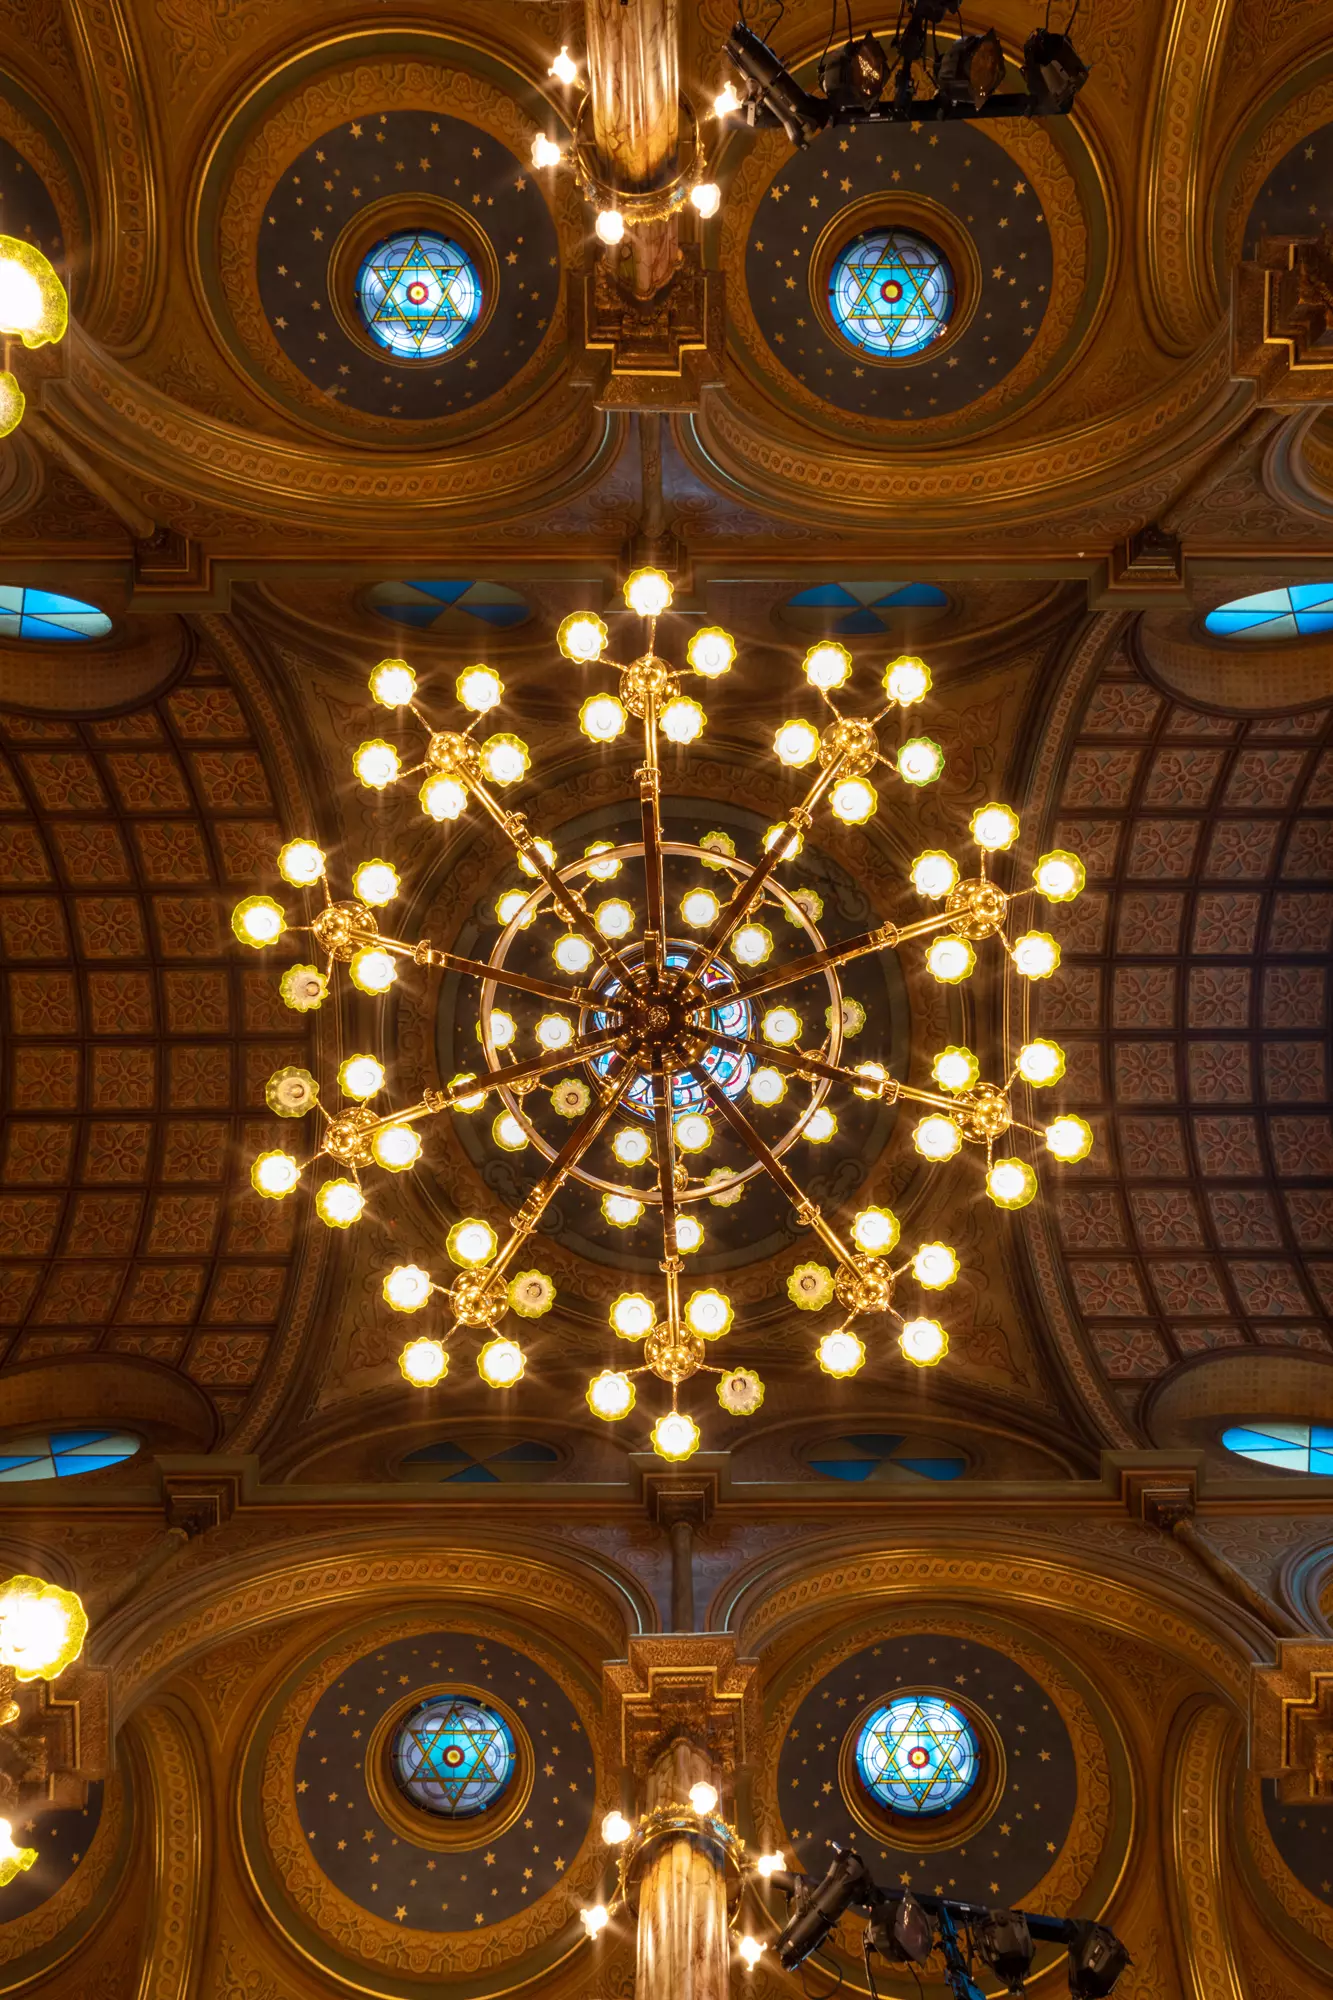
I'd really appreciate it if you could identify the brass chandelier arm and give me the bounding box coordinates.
[703,1029,981,1119]
[446,1029,627,1110]
[650,1053,684,1331]
[705,1083,861,1277]
[681,752,851,997]
[464,766,645,994]
[638,689,667,984]
[485,1064,635,1285]
[695,906,970,1013]
[409,940,611,1011]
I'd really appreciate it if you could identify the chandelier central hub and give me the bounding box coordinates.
[591,940,752,1121]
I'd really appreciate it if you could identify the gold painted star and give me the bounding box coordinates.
[350,123,362,137]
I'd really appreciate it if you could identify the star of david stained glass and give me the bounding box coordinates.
[855,1693,979,1815]
[828,227,954,359]
[355,231,482,360]
[391,1694,516,1816]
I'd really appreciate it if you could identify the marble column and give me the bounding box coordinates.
[583,0,681,298]
[634,1737,729,2000]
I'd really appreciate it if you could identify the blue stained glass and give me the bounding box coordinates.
[1223,1422,1333,1474]
[392,1695,515,1815]
[0,1430,139,1481]
[856,1694,980,1815]
[356,232,483,360]
[0,586,112,643]
[1205,585,1333,641]
[828,229,954,359]
[592,950,753,1120]
[808,1432,967,1484]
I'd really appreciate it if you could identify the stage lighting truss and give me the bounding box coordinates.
[233,570,1089,1459]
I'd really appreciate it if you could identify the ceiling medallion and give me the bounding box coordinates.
[234,571,1091,1459]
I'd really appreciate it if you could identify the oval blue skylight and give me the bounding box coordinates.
[1204,585,1333,641]
[785,582,948,636]
[356,232,482,360]
[828,228,954,358]
[367,581,530,632]
[0,1430,140,1481]
[1222,1422,1333,1475]
[0,587,112,642]
[855,1693,980,1814]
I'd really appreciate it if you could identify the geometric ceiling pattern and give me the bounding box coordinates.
[0,667,315,1423]
[1038,662,1333,1389]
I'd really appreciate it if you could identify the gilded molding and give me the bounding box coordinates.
[0,85,86,265]
[1168,1703,1245,2000]
[1241,1762,1333,1954]
[132,1702,205,2000]
[1222,67,1333,269]
[64,0,163,351]
[1141,0,1230,354]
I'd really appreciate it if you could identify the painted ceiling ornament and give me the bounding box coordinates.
[234,591,1089,1459]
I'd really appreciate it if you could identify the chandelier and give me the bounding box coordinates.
[233,569,1090,1460]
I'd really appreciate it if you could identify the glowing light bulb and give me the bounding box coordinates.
[624,567,673,617]
[518,837,555,879]
[830,776,877,824]
[595,898,634,939]
[911,850,958,899]
[0,254,50,339]
[897,736,944,786]
[0,371,23,438]
[372,1124,421,1171]
[558,613,609,662]
[553,932,595,975]
[232,895,285,947]
[714,80,742,115]
[277,838,325,887]
[338,1054,385,1100]
[762,1006,801,1047]
[478,1337,526,1387]
[690,181,722,218]
[652,1410,701,1460]
[0,1579,86,1682]
[852,1206,900,1255]
[749,1066,786,1107]
[803,641,852,691]
[774,718,820,767]
[0,1820,36,1888]
[817,1328,865,1377]
[1034,849,1086,902]
[805,1106,837,1143]
[687,627,735,676]
[675,1215,704,1253]
[579,693,628,742]
[316,1178,365,1228]
[587,1370,635,1419]
[612,1126,652,1168]
[252,1150,300,1198]
[457,665,503,713]
[1016,1038,1066,1086]
[535,1013,574,1052]
[731,922,772,966]
[480,732,529,786]
[763,822,803,859]
[987,1157,1038,1208]
[689,1782,719,1815]
[970,801,1021,851]
[925,936,975,984]
[532,134,563,170]
[602,1811,633,1845]
[595,208,625,245]
[699,830,736,871]
[581,1903,610,1938]
[739,1938,766,1972]
[400,1337,447,1386]
[349,947,397,994]
[420,774,469,822]
[913,1241,959,1289]
[448,1217,498,1267]
[853,1061,887,1099]
[685,1288,732,1338]
[610,1292,656,1339]
[661,696,705,744]
[681,887,720,929]
[1012,930,1060,980]
[914,1115,962,1161]
[383,1264,433,1312]
[353,859,399,907]
[487,1009,517,1049]
[756,1853,785,1878]
[1045,1114,1094,1163]
[495,888,536,928]
[933,1046,979,1093]
[883,655,932,705]
[492,1110,529,1152]
[354,739,401,790]
[370,659,416,707]
[674,1112,712,1154]
[548,44,579,84]
[448,1072,487,1111]
[899,1317,948,1366]
[584,839,621,880]
[602,1193,644,1227]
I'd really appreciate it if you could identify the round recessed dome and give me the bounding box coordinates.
[0,587,112,642]
[356,231,483,360]
[828,227,954,358]
[1221,1422,1333,1475]
[0,1430,139,1480]
[854,1693,980,1814]
[1204,585,1333,642]
[391,1693,516,1815]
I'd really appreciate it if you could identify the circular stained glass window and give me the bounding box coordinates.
[356,232,483,361]
[1204,585,1333,642]
[391,1694,516,1816]
[855,1693,979,1815]
[828,228,954,359]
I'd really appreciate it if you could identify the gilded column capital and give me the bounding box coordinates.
[1251,1639,1333,1804]
[604,1635,759,1780]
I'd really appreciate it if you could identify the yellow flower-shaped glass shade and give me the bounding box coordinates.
[0,370,25,439]
[0,1575,87,1681]
[0,238,68,348]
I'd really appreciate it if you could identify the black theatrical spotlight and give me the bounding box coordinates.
[1022,27,1089,112]
[867,1891,934,1967]
[976,1909,1036,1991]
[772,1847,875,1969]
[1067,1920,1133,1997]
[724,22,828,145]
[935,27,1006,109]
